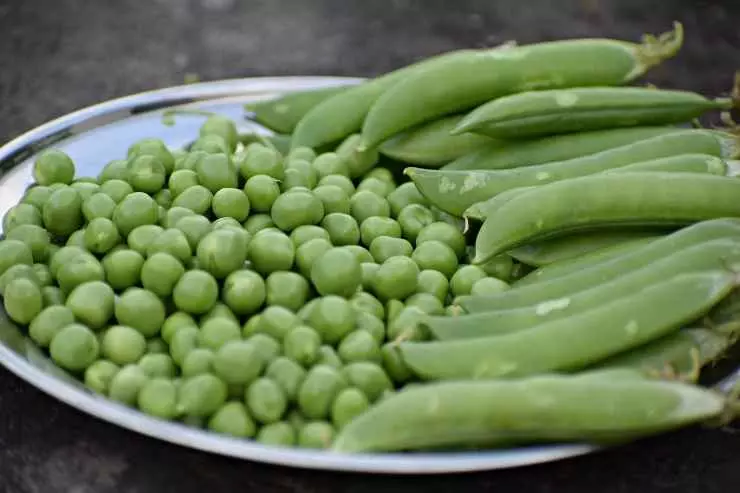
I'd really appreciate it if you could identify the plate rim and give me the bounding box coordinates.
[0,76,596,474]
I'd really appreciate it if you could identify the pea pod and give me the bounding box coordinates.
[400,271,735,381]
[429,239,740,340]
[444,126,686,171]
[453,86,731,139]
[457,219,740,313]
[409,130,740,217]
[359,23,684,149]
[473,171,740,263]
[332,374,724,453]
[379,115,494,167]
[245,86,348,134]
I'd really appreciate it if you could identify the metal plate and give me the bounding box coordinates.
[0,76,599,474]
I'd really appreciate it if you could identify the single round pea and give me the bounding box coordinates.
[308,296,356,344]
[283,325,321,367]
[172,185,213,214]
[56,255,104,293]
[70,181,100,201]
[0,240,33,277]
[174,215,212,250]
[350,291,385,320]
[341,245,375,264]
[247,333,282,364]
[317,345,343,369]
[28,305,75,347]
[82,192,116,221]
[127,138,175,175]
[6,224,50,262]
[0,263,39,295]
[161,311,196,344]
[264,271,309,312]
[21,186,53,210]
[65,229,86,248]
[176,150,207,171]
[321,213,359,246]
[331,387,370,429]
[241,175,278,214]
[138,353,177,379]
[42,286,65,307]
[84,359,120,394]
[162,206,194,229]
[417,221,466,258]
[180,348,213,377]
[49,323,99,372]
[241,215,272,237]
[212,188,250,222]
[108,364,149,404]
[298,421,335,449]
[312,152,348,178]
[318,174,355,196]
[355,311,385,344]
[471,276,511,296]
[173,269,219,314]
[270,190,324,232]
[3,203,43,233]
[221,269,265,316]
[100,325,146,365]
[115,288,166,337]
[101,249,144,291]
[3,278,42,325]
[338,330,382,364]
[411,240,458,278]
[342,362,393,402]
[298,365,347,419]
[397,204,436,243]
[282,159,317,190]
[285,145,315,162]
[139,252,184,297]
[146,338,168,354]
[239,145,284,180]
[381,343,413,384]
[246,377,287,424]
[126,224,163,256]
[98,159,129,183]
[387,182,427,217]
[310,248,361,297]
[481,254,515,282]
[369,236,413,263]
[416,269,449,302]
[365,167,395,184]
[248,230,295,275]
[66,281,115,329]
[266,357,307,402]
[137,378,178,418]
[112,192,158,237]
[290,225,330,248]
[349,190,390,223]
[360,217,401,247]
[200,301,238,325]
[360,262,379,290]
[312,184,350,215]
[257,422,295,446]
[199,115,239,152]
[83,218,121,254]
[197,317,240,350]
[211,339,264,385]
[168,169,199,197]
[168,325,199,365]
[253,306,296,340]
[42,187,83,237]
[100,179,133,203]
[154,189,172,209]
[405,292,445,315]
[146,228,192,265]
[196,153,238,193]
[196,229,247,279]
[177,373,228,417]
[450,265,487,297]
[295,238,332,278]
[33,149,75,185]
[372,256,419,301]
[208,401,257,438]
[127,154,166,194]
[357,176,393,198]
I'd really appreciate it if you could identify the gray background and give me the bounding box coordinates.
[1,0,740,492]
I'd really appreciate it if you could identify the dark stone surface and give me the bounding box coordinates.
[1,0,740,491]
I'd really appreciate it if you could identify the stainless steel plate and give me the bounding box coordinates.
[0,76,600,473]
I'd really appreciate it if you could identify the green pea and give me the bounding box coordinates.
[342,362,393,402]
[308,296,356,344]
[194,228,246,280]
[405,293,443,316]
[112,192,159,237]
[42,286,65,307]
[283,325,321,367]
[199,115,239,152]
[28,305,75,347]
[82,192,116,221]
[127,138,175,175]
[56,255,104,293]
[338,330,382,364]
[178,348,212,378]
[65,229,86,248]
[331,387,370,429]
[247,333,282,364]
[350,190,390,223]
[312,184,351,215]
[381,343,413,384]
[357,177,393,198]
[372,256,419,301]
[248,230,295,275]
[211,188,250,222]
[168,325,199,365]
[387,306,427,342]
[138,354,177,379]
[238,144,284,180]
[282,159,317,190]
[264,271,309,311]
[252,306,295,341]
[360,262,379,291]
[341,245,375,264]
[115,288,166,337]
[98,180,131,204]
[0,240,33,278]
[98,159,129,183]
[21,186,53,210]
[208,401,257,438]
[6,224,50,262]
[42,187,83,237]
[82,218,120,254]
[70,181,100,201]
[266,357,307,402]
[450,265,487,297]
[350,291,385,320]
[417,222,466,258]
[289,225,329,248]
[84,360,120,395]
[168,169,199,197]
[311,247,361,297]
[317,345,343,369]
[140,252,185,297]
[221,269,265,316]
[241,315,261,338]
[162,206,194,229]
[336,134,378,179]
[154,190,172,209]
[355,311,386,344]
[172,185,213,214]
[318,174,355,196]
[312,152,349,178]
[161,312,196,345]
[194,153,238,193]
[101,249,144,291]
[126,224,162,256]
[387,182,427,217]
[411,240,459,278]
[49,323,99,372]
[108,364,149,405]
[0,264,38,297]
[257,422,296,446]
[2,277,42,325]
[298,365,347,419]
[146,338,168,354]
[244,175,280,212]
[196,317,239,351]
[271,189,324,232]
[173,269,219,314]
[319,213,358,246]
[137,378,178,418]
[365,167,395,185]
[146,228,192,265]
[33,149,75,185]
[177,373,228,417]
[471,276,511,296]
[298,421,335,449]
[174,215,212,250]
[480,254,515,282]
[370,236,413,263]
[3,204,43,234]
[246,377,288,424]
[295,238,333,278]
[66,281,114,329]
[99,325,146,365]
[287,146,316,162]
[127,154,166,194]
[360,217,401,247]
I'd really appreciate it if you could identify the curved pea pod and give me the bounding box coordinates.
[410,130,740,217]
[244,86,349,134]
[453,86,731,139]
[379,115,494,167]
[430,239,740,340]
[444,126,687,171]
[359,23,684,149]
[457,219,740,313]
[332,375,724,453]
[400,271,735,381]
[473,171,740,263]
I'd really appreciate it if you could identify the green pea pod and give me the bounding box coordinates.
[379,115,494,167]
[456,219,740,313]
[429,238,740,340]
[400,270,735,381]
[360,23,684,149]
[332,374,724,453]
[409,130,739,217]
[473,171,740,263]
[453,86,731,139]
[245,86,349,134]
[444,126,685,171]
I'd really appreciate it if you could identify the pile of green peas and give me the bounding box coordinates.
[0,113,512,450]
